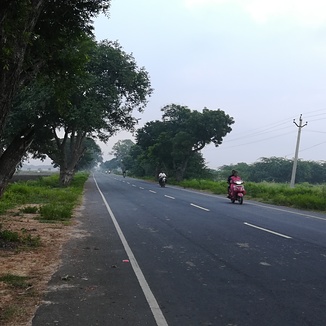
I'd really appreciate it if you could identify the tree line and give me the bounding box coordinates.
[103,142,326,185]
[217,157,326,184]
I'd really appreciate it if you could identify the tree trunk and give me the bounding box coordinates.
[59,168,75,187]
[57,130,86,187]
[0,128,35,197]
[174,157,190,182]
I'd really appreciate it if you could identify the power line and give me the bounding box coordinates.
[217,108,325,153]
[220,131,296,149]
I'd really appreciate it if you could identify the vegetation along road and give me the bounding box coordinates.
[33,173,326,326]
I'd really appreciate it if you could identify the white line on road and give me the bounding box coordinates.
[149,190,157,194]
[244,222,292,239]
[140,187,144,190]
[94,177,168,326]
[250,202,326,222]
[190,203,210,212]
[164,195,175,200]
[132,184,137,187]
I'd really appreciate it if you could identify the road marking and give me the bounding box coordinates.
[250,202,326,221]
[140,187,144,190]
[94,177,168,326]
[244,222,292,239]
[164,195,175,200]
[149,190,157,194]
[132,184,136,187]
[190,203,210,212]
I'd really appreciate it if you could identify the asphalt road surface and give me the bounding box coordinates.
[33,173,326,326]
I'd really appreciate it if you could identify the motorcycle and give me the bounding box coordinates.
[228,178,246,204]
[159,176,167,187]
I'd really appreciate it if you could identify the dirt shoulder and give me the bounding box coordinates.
[0,205,81,326]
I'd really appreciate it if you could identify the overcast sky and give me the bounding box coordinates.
[93,0,326,169]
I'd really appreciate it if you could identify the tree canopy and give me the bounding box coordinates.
[135,104,234,180]
[8,38,152,186]
[0,1,111,195]
[110,139,135,172]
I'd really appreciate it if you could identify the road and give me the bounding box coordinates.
[33,173,326,326]
[95,173,326,326]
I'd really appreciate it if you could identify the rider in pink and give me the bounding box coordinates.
[227,170,241,197]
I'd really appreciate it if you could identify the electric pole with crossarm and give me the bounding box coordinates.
[290,114,307,188]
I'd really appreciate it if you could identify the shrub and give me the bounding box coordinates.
[38,203,74,221]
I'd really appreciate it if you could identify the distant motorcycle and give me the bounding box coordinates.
[159,176,167,187]
[228,177,246,204]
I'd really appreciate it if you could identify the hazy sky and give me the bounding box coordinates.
[93,0,326,168]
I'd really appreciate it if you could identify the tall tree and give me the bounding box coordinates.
[48,137,103,172]
[110,139,135,171]
[27,40,152,186]
[0,0,110,195]
[136,104,234,180]
[0,0,110,132]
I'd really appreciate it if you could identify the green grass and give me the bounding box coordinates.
[0,172,89,243]
[38,203,74,221]
[0,223,41,247]
[0,172,88,218]
[0,273,31,288]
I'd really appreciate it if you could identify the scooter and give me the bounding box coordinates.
[228,178,246,204]
[159,176,167,187]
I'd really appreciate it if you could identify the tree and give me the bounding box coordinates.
[27,39,152,186]
[249,157,292,182]
[136,104,234,180]
[110,139,135,171]
[75,138,103,171]
[0,1,111,195]
[0,0,110,130]
[100,158,119,172]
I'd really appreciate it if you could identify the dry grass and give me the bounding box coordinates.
[0,205,82,326]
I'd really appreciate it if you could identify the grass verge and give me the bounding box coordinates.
[0,172,89,220]
[174,179,326,212]
[0,171,89,325]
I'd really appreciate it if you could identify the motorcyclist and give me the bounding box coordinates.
[158,171,167,185]
[227,170,239,197]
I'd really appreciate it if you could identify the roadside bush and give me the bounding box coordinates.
[38,203,74,221]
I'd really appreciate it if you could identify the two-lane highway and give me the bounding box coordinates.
[94,172,326,326]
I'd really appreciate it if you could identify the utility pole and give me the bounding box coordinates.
[290,114,307,188]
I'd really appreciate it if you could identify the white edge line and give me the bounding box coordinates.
[93,177,168,326]
[190,203,210,212]
[244,222,292,239]
[164,195,175,200]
